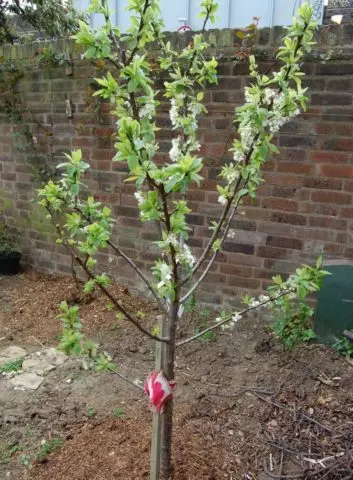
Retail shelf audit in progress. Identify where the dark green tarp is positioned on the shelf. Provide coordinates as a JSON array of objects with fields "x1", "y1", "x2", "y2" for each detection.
[{"x1": 315, "y1": 262, "x2": 353, "y2": 344}]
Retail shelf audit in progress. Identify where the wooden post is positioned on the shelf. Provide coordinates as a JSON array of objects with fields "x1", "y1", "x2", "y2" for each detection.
[{"x1": 150, "y1": 315, "x2": 165, "y2": 480}]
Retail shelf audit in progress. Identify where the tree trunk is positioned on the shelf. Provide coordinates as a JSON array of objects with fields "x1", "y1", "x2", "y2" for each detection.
[{"x1": 159, "y1": 302, "x2": 178, "y2": 480}]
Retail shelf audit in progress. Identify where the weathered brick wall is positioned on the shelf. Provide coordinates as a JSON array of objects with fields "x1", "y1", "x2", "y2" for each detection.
[
  {"x1": 1, "y1": 25, "x2": 353, "y2": 308},
  {"x1": 324, "y1": 6, "x2": 353, "y2": 23}
]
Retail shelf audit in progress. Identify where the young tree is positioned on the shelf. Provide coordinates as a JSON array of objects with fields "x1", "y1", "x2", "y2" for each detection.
[{"x1": 38, "y1": 2, "x2": 324, "y2": 478}]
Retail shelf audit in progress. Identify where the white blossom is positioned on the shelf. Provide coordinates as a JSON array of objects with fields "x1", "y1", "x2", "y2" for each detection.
[
  {"x1": 227, "y1": 229, "x2": 236, "y2": 239},
  {"x1": 176, "y1": 244, "x2": 195, "y2": 267},
  {"x1": 263, "y1": 88, "x2": 277, "y2": 105},
  {"x1": 169, "y1": 99, "x2": 179, "y2": 128},
  {"x1": 166, "y1": 234, "x2": 179, "y2": 247},
  {"x1": 249, "y1": 298, "x2": 260, "y2": 308},
  {"x1": 232, "y1": 313, "x2": 242, "y2": 322},
  {"x1": 140, "y1": 101, "x2": 155, "y2": 119},
  {"x1": 218, "y1": 195, "x2": 227, "y2": 205},
  {"x1": 156, "y1": 262, "x2": 173, "y2": 289},
  {"x1": 239, "y1": 122, "x2": 256, "y2": 151},
  {"x1": 259, "y1": 294, "x2": 270, "y2": 304},
  {"x1": 134, "y1": 191, "x2": 144, "y2": 205},
  {"x1": 169, "y1": 137, "x2": 182, "y2": 162},
  {"x1": 233, "y1": 147, "x2": 245, "y2": 163}
]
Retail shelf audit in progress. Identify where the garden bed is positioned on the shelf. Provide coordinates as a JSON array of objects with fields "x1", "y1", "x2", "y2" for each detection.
[{"x1": 0, "y1": 271, "x2": 352, "y2": 479}]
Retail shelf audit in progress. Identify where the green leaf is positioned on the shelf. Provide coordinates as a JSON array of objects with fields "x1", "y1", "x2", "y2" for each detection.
[
  {"x1": 236, "y1": 30, "x2": 247, "y2": 39},
  {"x1": 127, "y1": 154, "x2": 139, "y2": 171}
]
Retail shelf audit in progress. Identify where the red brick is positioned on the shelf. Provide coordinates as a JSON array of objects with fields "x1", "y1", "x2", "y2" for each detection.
[
  {"x1": 211, "y1": 144, "x2": 226, "y2": 156},
  {"x1": 225, "y1": 252, "x2": 264, "y2": 268},
  {"x1": 336, "y1": 232, "x2": 348, "y2": 244},
  {"x1": 341, "y1": 207, "x2": 353, "y2": 218},
  {"x1": 262, "y1": 197, "x2": 298, "y2": 212},
  {"x1": 258, "y1": 222, "x2": 292, "y2": 236},
  {"x1": 271, "y1": 212, "x2": 307, "y2": 226},
  {"x1": 226, "y1": 276, "x2": 260, "y2": 289},
  {"x1": 300, "y1": 203, "x2": 340, "y2": 217},
  {"x1": 272, "y1": 186, "x2": 298, "y2": 198},
  {"x1": 223, "y1": 242, "x2": 254, "y2": 255},
  {"x1": 220, "y1": 264, "x2": 253, "y2": 277},
  {"x1": 309, "y1": 217, "x2": 347, "y2": 230},
  {"x1": 320, "y1": 164, "x2": 353, "y2": 178},
  {"x1": 277, "y1": 162, "x2": 313, "y2": 174},
  {"x1": 345, "y1": 247, "x2": 353, "y2": 258},
  {"x1": 91, "y1": 149, "x2": 113, "y2": 161},
  {"x1": 310, "y1": 151, "x2": 350, "y2": 163},
  {"x1": 324, "y1": 138, "x2": 353, "y2": 151},
  {"x1": 303, "y1": 177, "x2": 342, "y2": 190},
  {"x1": 264, "y1": 259, "x2": 298, "y2": 274},
  {"x1": 243, "y1": 208, "x2": 270, "y2": 221},
  {"x1": 264, "y1": 173, "x2": 303, "y2": 186},
  {"x1": 266, "y1": 236, "x2": 303, "y2": 250},
  {"x1": 316, "y1": 122, "x2": 353, "y2": 136},
  {"x1": 324, "y1": 244, "x2": 344, "y2": 255},
  {"x1": 72, "y1": 137, "x2": 94, "y2": 147},
  {"x1": 257, "y1": 246, "x2": 287, "y2": 259},
  {"x1": 311, "y1": 191, "x2": 351, "y2": 205},
  {"x1": 311, "y1": 93, "x2": 352, "y2": 106}
]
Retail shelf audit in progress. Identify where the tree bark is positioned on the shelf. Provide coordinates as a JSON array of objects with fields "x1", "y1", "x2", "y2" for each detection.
[{"x1": 159, "y1": 302, "x2": 178, "y2": 480}]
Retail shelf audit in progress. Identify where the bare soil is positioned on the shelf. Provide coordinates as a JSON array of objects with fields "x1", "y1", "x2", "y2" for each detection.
[{"x1": 0, "y1": 271, "x2": 352, "y2": 480}]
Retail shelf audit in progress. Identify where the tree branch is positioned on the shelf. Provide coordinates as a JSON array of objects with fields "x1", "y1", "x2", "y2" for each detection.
[
  {"x1": 181, "y1": 142, "x2": 255, "y2": 289},
  {"x1": 61, "y1": 200, "x2": 166, "y2": 314},
  {"x1": 49, "y1": 214, "x2": 169, "y2": 343},
  {"x1": 108, "y1": 366, "x2": 145, "y2": 391},
  {"x1": 73, "y1": 249, "x2": 170, "y2": 343},
  {"x1": 126, "y1": 0, "x2": 151, "y2": 65},
  {"x1": 180, "y1": 178, "x2": 249, "y2": 304},
  {"x1": 181, "y1": 20, "x2": 310, "y2": 287},
  {"x1": 176, "y1": 289, "x2": 293, "y2": 347}
]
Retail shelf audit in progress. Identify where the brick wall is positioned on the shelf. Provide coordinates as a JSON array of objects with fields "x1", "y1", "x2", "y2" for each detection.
[{"x1": 1, "y1": 25, "x2": 353, "y2": 308}]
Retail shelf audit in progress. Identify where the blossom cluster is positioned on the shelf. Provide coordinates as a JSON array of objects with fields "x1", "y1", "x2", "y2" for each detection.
[{"x1": 215, "y1": 312, "x2": 243, "y2": 331}]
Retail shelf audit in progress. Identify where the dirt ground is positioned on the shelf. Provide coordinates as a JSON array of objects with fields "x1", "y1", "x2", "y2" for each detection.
[{"x1": 0, "y1": 271, "x2": 352, "y2": 480}]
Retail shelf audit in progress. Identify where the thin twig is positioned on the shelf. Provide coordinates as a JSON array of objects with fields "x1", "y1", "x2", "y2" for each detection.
[
  {"x1": 126, "y1": 0, "x2": 151, "y2": 65},
  {"x1": 108, "y1": 366, "x2": 144, "y2": 392},
  {"x1": 176, "y1": 289, "x2": 292, "y2": 347},
  {"x1": 180, "y1": 184, "x2": 248, "y2": 304},
  {"x1": 251, "y1": 392, "x2": 333, "y2": 433},
  {"x1": 264, "y1": 464, "x2": 305, "y2": 479}
]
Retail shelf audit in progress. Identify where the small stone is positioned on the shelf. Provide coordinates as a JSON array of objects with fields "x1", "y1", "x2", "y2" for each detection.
[
  {"x1": 228, "y1": 429, "x2": 234, "y2": 436},
  {"x1": 196, "y1": 392, "x2": 205, "y2": 400},
  {"x1": 66, "y1": 378, "x2": 72, "y2": 384},
  {"x1": 81, "y1": 360, "x2": 89, "y2": 370},
  {"x1": 244, "y1": 353, "x2": 253, "y2": 360},
  {"x1": 0, "y1": 346, "x2": 27, "y2": 365},
  {"x1": 10, "y1": 373, "x2": 44, "y2": 390},
  {"x1": 42, "y1": 348, "x2": 67, "y2": 366},
  {"x1": 22, "y1": 358, "x2": 55, "y2": 376}
]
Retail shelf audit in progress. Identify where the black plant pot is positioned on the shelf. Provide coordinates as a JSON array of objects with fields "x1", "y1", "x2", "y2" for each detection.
[{"x1": 0, "y1": 251, "x2": 21, "y2": 275}]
